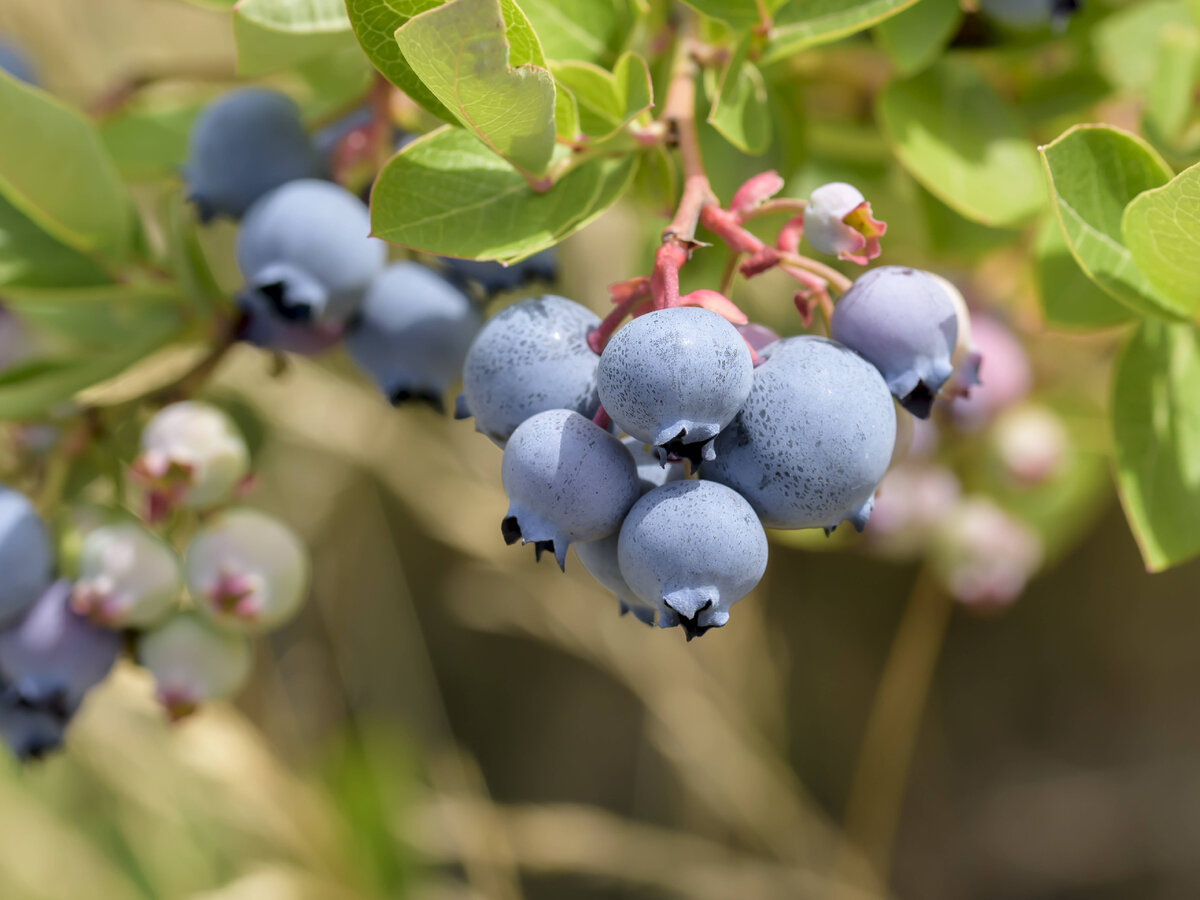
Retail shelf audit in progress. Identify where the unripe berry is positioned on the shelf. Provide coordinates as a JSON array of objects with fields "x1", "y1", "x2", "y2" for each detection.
[
  {"x1": 931, "y1": 498, "x2": 1042, "y2": 609},
  {"x1": 0, "y1": 485, "x2": 52, "y2": 625},
  {"x1": 866, "y1": 464, "x2": 961, "y2": 560},
  {"x1": 459, "y1": 296, "x2": 601, "y2": 445},
  {"x1": 702, "y1": 336, "x2": 896, "y2": 532},
  {"x1": 71, "y1": 522, "x2": 181, "y2": 628},
  {"x1": 137, "y1": 612, "x2": 252, "y2": 720},
  {"x1": 990, "y1": 403, "x2": 1069, "y2": 486},
  {"x1": 134, "y1": 401, "x2": 250, "y2": 511},
  {"x1": 0, "y1": 580, "x2": 121, "y2": 717},
  {"x1": 501, "y1": 410, "x2": 641, "y2": 569},
  {"x1": 346, "y1": 262, "x2": 481, "y2": 408},
  {"x1": 831, "y1": 266, "x2": 958, "y2": 418},
  {"x1": 805, "y1": 182, "x2": 886, "y2": 264},
  {"x1": 618, "y1": 480, "x2": 768, "y2": 639},
  {"x1": 237, "y1": 179, "x2": 386, "y2": 322},
  {"x1": 186, "y1": 508, "x2": 310, "y2": 632},
  {"x1": 184, "y1": 88, "x2": 321, "y2": 221},
  {"x1": 598, "y1": 307, "x2": 753, "y2": 464}
]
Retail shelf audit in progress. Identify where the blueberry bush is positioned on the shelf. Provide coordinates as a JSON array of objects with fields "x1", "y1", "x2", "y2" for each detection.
[{"x1": 1, "y1": 0, "x2": 1199, "y2": 895}]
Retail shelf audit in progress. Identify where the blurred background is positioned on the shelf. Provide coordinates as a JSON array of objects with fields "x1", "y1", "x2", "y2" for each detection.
[{"x1": 2, "y1": 1, "x2": 1199, "y2": 899}]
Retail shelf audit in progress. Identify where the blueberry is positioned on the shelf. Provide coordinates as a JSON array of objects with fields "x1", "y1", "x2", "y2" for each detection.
[
  {"x1": 442, "y1": 247, "x2": 557, "y2": 296},
  {"x1": 979, "y1": 0, "x2": 1079, "y2": 29},
  {"x1": 0, "y1": 580, "x2": 121, "y2": 718},
  {"x1": 701, "y1": 336, "x2": 896, "y2": 532},
  {"x1": 134, "y1": 402, "x2": 250, "y2": 511},
  {"x1": 459, "y1": 296, "x2": 602, "y2": 445},
  {"x1": 137, "y1": 612, "x2": 252, "y2": 720},
  {"x1": 184, "y1": 88, "x2": 321, "y2": 222},
  {"x1": 598, "y1": 307, "x2": 753, "y2": 465},
  {"x1": 617, "y1": 481, "x2": 768, "y2": 639},
  {"x1": 0, "y1": 485, "x2": 52, "y2": 626},
  {"x1": 71, "y1": 522, "x2": 181, "y2": 628},
  {"x1": 185, "y1": 508, "x2": 310, "y2": 633},
  {"x1": 236, "y1": 288, "x2": 347, "y2": 356},
  {"x1": 237, "y1": 179, "x2": 386, "y2": 323},
  {"x1": 622, "y1": 437, "x2": 687, "y2": 489},
  {"x1": 346, "y1": 262, "x2": 481, "y2": 409},
  {"x1": 0, "y1": 699, "x2": 66, "y2": 761},
  {"x1": 734, "y1": 322, "x2": 781, "y2": 354},
  {"x1": 830, "y1": 266, "x2": 958, "y2": 418},
  {"x1": 0, "y1": 37, "x2": 37, "y2": 85},
  {"x1": 574, "y1": 533, "x2": 657, "y2": 625},
  {"x1": 500, "y1": 409, "x2": 641, "y2": 569}
]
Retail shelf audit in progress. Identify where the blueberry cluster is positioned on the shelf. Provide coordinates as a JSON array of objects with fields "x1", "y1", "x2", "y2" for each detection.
[
  {"x1": 0, "y1": 402, "x2": 309, "y2": 760},
  {"x1": 184, "y1": 88, "x2": 555, "y2": 407},
  {"x1": 451, "y1": 263, "x2": 971, "y2": 639}
]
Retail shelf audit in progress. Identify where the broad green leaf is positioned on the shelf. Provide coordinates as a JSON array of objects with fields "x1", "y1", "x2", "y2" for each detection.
[
  {"x1": 680, "y1": 0, "x2": 787, "y2": 29},
  {"x1": 764, "y1": 0, "x2": 920, "y2": 63},
  {"x1": 518, "y1": 0, "x2": 628, "y2": 63},
  {"x1": 555, "y1": 82, "x2": 581, "y2": 141},
  {"x1": 873, "y1": 0, "x2": 961, "y2": 76},
  {"x1": 0, "y1": 195, "x2": 112, "y2": 289},
  {"x1": 345, "y1": 0, "x2": 544, "y2": 124},
  {"x1": 0, "y1": 283, "x2": 186, "y2": 347},
  {"x1": 1146, "y1": 25, "x2": 1200, "y2": 141},
  {"x1": 295, "y1": 44, "x2": 375, "y2": 121},
  {"x1": 371, "y1": 126, "x2": 637, "y2": 262},
  {"x1": 1033, "y1": 217, "x2": 1135, "y2": 331},
  {"x1": 552, "y1": 53, "x2": 653, "y2": 141},
  {"x1": 0, "y1": 72, "x2": 134, "y2": 262},
  {"x1": 397, "y1": 0, "x2": 556, "y2": 178},
  {"x1": 1041, "y1": 125, "x2": 1185, "y2": 321},
  {"x1": 1112, "y1": 320, "x2": 1200, "y2": 571},
  {"x1": 632, "y1": 145, "x2": 677, "y2": 216},
  {"x1": 707, "y1": 38, "x2": 770, "y2": 155},
  {"x1": 877, "y1": 58, "x2": 1045, "y2": 227},
  {"x1": 1123, "y1": 162, "x2": 1200, "y2": 317},
  {"x1": 98, "y1": 91, "x2": 208, "y2": 180},
  {"x1": 1093, "y1": 0, "x2": 1192, "y2": 93},
  {"x1": 233, "y1": 0, "x2": 358, "y2": 76}
]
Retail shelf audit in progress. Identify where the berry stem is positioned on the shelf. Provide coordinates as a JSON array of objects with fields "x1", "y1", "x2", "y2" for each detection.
[{"x1": 592, "y1": 404, "x2": 612, "y2": 430}]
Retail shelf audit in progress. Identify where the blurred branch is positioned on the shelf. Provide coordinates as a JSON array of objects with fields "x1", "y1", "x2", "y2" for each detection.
[{"x1": 836, "y1": 567, "x2": 953, "y2": 890}]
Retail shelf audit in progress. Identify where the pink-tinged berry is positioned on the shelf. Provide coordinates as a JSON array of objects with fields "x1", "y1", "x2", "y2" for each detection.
[
  {"x1": 931, "y1": 498, "x2": 1042, "y2": 610},
  {"x1": 805, "y1": 183, "x2": 886, "y2": 265},
  {"x1": 72, "y1": 522, "x2": 181, "y2": 628},
  {"x1": 947, "y1": 314, "x2": 1033, "y2": 431},
  {"x1": 185, "y1": 509, "x2": 310, "y2": 632},
  {"x1": 990, "y1": 403, "x2": 1069, "y2": 486},
  {"x1": 865, "y1": 464, "x2": 961, "y2": 560},
  {"x1": 133, "y1": 402, "x2": 250, "y2": 513},
  {"x1": 137, "y1": 612, "x2": 251, "y2": 720}
]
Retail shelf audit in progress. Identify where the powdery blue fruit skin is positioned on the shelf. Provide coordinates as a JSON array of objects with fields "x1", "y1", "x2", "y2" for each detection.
[
  {"x1": 574, "y1": 534, "x2": 656, "y2": 625},
  {"x1": 0, "y1": 580, "x2": 121, "y2": 717},
  {"x1": 237, "y1": 179, "x2": 386, "y2": 323},
  {"x1": 617, "y1": 480, "x2": 768, "y2": 639},
  {"x1": 185, "y1": 88, "x2": 321, "y2": 222},
  {"x1": 701, "y1": 336, "x2": 896, "y2": 532},
  {"x1": 460, "y1": 296, "x2": 602, "y2": 445},
  {"x1": 237, "y1": 288, "x2": 346, "y2": 356},
  {"x1": 0, "y1": 698, "x2": 65, "y2": 761},
  {"x1": 442, "y1": 248, "x2": 557, "y2": 295},
  {"x1": 622, "y1": 437, "x2": 686, "y2": 489},
  {"x1": 831, "y1": 266, "x2": 958, "y2": 419},
  {"x1": 597, "y1": 307, "x2": 753, "y2": 463},
  {"x1": 346, "y1": 262, "x2": 481, "y2": 408},
  {"x1": 0, "y1": 486, "x2": 52, "y2": 626},
  {"x1": 501, "y1": 409, "x2": 641, "y2": 569}
]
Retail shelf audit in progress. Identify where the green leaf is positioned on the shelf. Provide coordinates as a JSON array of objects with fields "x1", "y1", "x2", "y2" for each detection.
[
  {"x1": 1093, "y1": 0, "x2": 1192, "y2": 94},
  {"x1": 0, "y1": 72, "x2": 134, "y2": 263},
  {"x1": 876, "y1": 58, "x2": 1045, "y2": 227},
  {"x1": 707, "y1": 37, "x2": 771, "y2": 155},
  {"x1": 294, "y1": 44, "x2": 375, "y2": 121},
  {"x1": 554, "y1": 82, "x2": 581, "y2": 141},
  {"x1": 680, "y1": 0, "x2": 786, "y2": 29},
  {"x1": 0, "y1": 195, "x2": 112, "y2": 289},
  {"x1": 1033, "y1": 217, "x2": 1135, "y2": 331},
  {"x1": 98, "y1": 90, "x2": 207, "y2": 180},
  {"x1": 1112, "y1": 320, "x2": 1200, "y2": 571},
  {"x1": 873, "y1": 0, "x2": 961, "y2": 77},
  {"x1": 518, "y1": 0, "x2": 629, "y2": 63},
  {"x1": 632, "y1": 144, "x2": 677, "y2": 217},
  {"x1": 764, "y1": 0, "x2": 920, "y2": 63},
  {"x1": 1041, "y1": 124, "x2": 1185, "y2": 321},
  {"x1": 1123, "y1": 161, "x2": 1200, "y2": 318},
  {"x1": 1146, "y1": 24, "x2": 1200, "y2": 141},
  {"x1": 0, "y1": 283, "x2": 187, "y2": 347},
  {"x1": 396, "y1": 0, "x2": 556, "y2": 178},
  {"x1": 552, "y1": 52, "x2": 653, "y2": 141},
  {"x1": 233, "y1": 0, "x2": 358, "y2": 76},
  {"x1": 370, "y1": 126, "x2": 637, "y2": 262}
]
